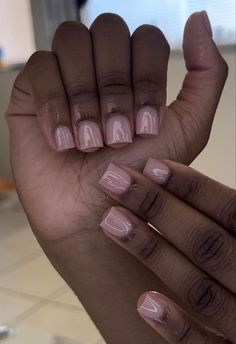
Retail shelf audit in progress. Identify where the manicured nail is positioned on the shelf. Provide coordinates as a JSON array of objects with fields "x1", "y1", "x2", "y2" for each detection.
[
  {"x1": 138, "y1": 292, "x2": 187, "y2": 337},
  {"x1": 136, "y1": 106, "x2": 159, "y2": 136},
  {"x1": 143, "y1": 159, "x2": 170, "y2": 185},
  {"x1": 78, "y1": 121, "x2": 103, "y2": 152},
  {"x1": 201, "y1": 11, "x2": 212, "y2": 37},
  {"x1": 100, "y1": 207, "x2": 133, "y2": 238},
  {"x1": 55, "y1": 126, "x2": 75, "y2": 151},
  {"x1": 98, "y1": 163, "x2": 131, "y2": 195},
  {"x1": 106, "y1": 115, "x2": 132, "y2": 145},
  {"x1": 138, "y1": 293, "x2": 165, "y2": 322}
]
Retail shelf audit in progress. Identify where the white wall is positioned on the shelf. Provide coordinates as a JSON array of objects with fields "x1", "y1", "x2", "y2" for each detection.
[
  {"x1": 0, "y1": 0, "x2": 35, "y2": 64},
  {"x1": 0, "y1": 48, "x2": 235, "y2": 187}
]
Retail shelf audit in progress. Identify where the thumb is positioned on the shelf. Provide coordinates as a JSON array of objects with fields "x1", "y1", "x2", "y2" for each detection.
[{"x1": 170, "y1": 11, "x2": 228, "y2": 142}]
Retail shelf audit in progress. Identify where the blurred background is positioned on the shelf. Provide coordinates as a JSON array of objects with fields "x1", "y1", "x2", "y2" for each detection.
[{"x1": 0, "y1": 0, "x2": 235, "y2": 343}]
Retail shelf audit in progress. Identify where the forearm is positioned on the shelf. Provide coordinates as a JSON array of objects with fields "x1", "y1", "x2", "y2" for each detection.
[{"x1": 39, "y1": 229, "x2": 167, "y2": 344}]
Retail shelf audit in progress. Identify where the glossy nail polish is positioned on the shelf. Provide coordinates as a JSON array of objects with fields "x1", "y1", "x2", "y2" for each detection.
[
  {"x1": 138, "y1": 292, "x2": 190, "y2": 339},
  {"x1": 106, "y1": 115, "x2": 132, "y2": 145},
  {"x1": 100, "y1": 207, "x2": 133, "y2": 238},
  {"x1": 138, "y1": 293, "x2": 165, "y2": 322},
  {"x1": 143, "y1": 158, "x2": 170, "y2": 184},
  {"x1": 78, "y1": 121, "x2": 103, "y2": 152},
  {"x1": 136, "y1": 106, "x2": 159, "y2": 135},
  {"x1": 98, "y1": 163, "x2": 131, "y2": 195},
  {"x1": 55, "y1": 126, "x2": 75, "y2": 151}
]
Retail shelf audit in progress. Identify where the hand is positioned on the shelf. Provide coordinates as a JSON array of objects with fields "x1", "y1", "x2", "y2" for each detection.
[
  {"x1": 99, "y1": 158, "x2": 236, "y2": 343},
  {"x1": 7, "y1": 12, "x2": 228, "y2": 344}
]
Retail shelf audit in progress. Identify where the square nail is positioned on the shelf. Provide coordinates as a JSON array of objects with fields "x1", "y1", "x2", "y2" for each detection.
[
  {"x1": 100, "y1": 206, "x2": 134, "y2": 238},
  {"x1": 136, "y1": 106, "x2": 159, "y2": 135},
  {"x1": 143, "y1": 158, "x2": 170, "y2": 184},
  {"x1": 98, "y1": 162, "x2": 131, "y2": 195},
  {"x1": 55, "y1": 126, "x2": 75, "y2": 151},
  {"x1": 137, "y1": 293, "x2": 165, "y2": 322},
  {"x1": 78, "y1": 121, "x2": 103, "y2": 152},
  {"x1": 106, "y1": 115, "x2": 132, "y2": 145}
]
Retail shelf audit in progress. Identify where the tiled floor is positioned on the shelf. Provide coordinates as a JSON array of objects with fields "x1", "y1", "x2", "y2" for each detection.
[{"x1": 0, "y1": 195, "x2": 106, "y2": 344}]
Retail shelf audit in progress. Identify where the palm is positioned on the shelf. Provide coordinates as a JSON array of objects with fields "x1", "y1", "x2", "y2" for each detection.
[{"x1": 11, "y1": 108, "x2": 197, "y2": 241}]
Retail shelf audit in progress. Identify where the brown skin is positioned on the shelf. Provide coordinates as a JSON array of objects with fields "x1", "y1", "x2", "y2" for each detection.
[
  {"x1": 99, "y1": 160, "x2": 236, "y2": 343},
  {"x1": 6, "y1": 13, "x2": 228, "y2": 344}
]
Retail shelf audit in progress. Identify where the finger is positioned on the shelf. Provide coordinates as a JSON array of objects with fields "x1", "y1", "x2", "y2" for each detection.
[
  {"x1": 137, "y1": 292, "x2": 232, "y2": 344},
  {"x1": 91, "y1": 14, "x2": 133, "y2": 147},
  {"x1": 98, "y1": 163, "x2": 236, "y2": 293},
  {"x1": 52, "y1": 22, "x2": 103, "y2": 152},
  {"x1": 100, "y1": 206, "x2": 236, "y2": 340},
  {"x1": 25, "y1": 51, "x2": 75, "y2": 151},
  {"x1": 132, "y1": 25, "x2": 169, "y2": 136},
  {"x1": 170, "y1": 12, "x2": 228, "y2": 150},
  {"x1": 143, "y1": 158, "x2": 236, "y2": 236}
]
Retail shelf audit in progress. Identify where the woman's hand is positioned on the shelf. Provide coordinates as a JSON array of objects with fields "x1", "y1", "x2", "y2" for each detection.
[
  {"x1": 99, "y1": 159, "x2": 236, "y2": 343},
  {"x1": 6, "y1": 12, "x2": 229, "y2": 344}
]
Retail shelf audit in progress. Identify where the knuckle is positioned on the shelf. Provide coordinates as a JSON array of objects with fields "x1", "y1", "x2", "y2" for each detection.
[
  {"x1": 66, "y1": 82, "x2": 98, "y2": 103},
  {"x1": 191, "y1": 228, "x2": 233, "y2": 272},
  {"x1": 138, "y1": 189, "x2": 165, "y2": 221},
  {"x1": 217, "y1": 56, "x2": 229, "y2": 79},
  {"x1": 185, "y1": 275, "x2": 224, "y2": 317},
  {"x1": 38, "y1": 94, "x2": 65, "y2": 113},
  {"x1": 134, "y1": 77, "x2": 167, "y2": 93},
  {"x1": 220, "y1": 194, "x2": 236, "y2": 235},
  {"x1": 139, "y1": 236, "x2": 161, "y2": 263},
  {"x1": 176, "y1": 323, "x2": 194, "y2": 342},
  {"x1": 99, "y1": 72, "x2": 131, "y2": 95},
  {"x1": 171, "y1": 173, "x2": 207, "y2": 202},
  {"x1": 212, "y1": 56, "x2": 229, "y2": 81}
]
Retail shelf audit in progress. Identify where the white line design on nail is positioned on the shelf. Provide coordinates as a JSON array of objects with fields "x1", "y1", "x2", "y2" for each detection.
[{"x1": 103, "y1": 170, "x2": 130, "y2": 192}]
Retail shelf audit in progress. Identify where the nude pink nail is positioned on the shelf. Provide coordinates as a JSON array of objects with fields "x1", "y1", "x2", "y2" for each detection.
[
  {"x1": 143, "y1": 158, "x2": 170, "y2": 185},
  {"x1": 55, "y1": 126, "x2": 75, "y2": 151},
  {"x1": 106, "y1": 115, "x2": 132, "y2": 145},
  {"x1": 98, "y1": 163, "x2": 131, "y2": 195},
  {"x1": 136, "y1": 106, "x2": 159, "y2": 135},
  {"x1": 78, "y1": 121, "x2": 103, "y2": 152},
  {"x1": 137, "y1": 293, "x2": 165, "y2": 322},
  {"x1": 100, "y1": 207, "x2": 133, "y2": 238}
]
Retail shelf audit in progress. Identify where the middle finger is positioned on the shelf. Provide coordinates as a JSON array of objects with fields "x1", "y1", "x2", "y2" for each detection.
[{"x1": 91, "y1": 14, "x2": 133, "y2": 147}]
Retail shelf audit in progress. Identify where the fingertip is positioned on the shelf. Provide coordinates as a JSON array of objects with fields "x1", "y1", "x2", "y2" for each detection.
[{"x1": 183, "y1": 11, "x2": 219, "y2": 70}]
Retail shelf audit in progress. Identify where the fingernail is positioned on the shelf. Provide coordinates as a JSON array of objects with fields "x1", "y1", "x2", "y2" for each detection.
[
  {"x1": 106, "y1": 115, "x2": 132, "y2": 145},
  {"x1": 136, "y1": 106, "x2": 159, "y2": 136},
  {"x1": 78, "y1": 121, "x2": 103, "y2": 152},
  {"x1": 137, "y1": 293, "x2": 165, "y2": 322},
  {"x1": 138, "y1": 293, "x2": 187, "y2": 337},
  {"x1": 98, "y1": 163, "x2": 131, "y2": 195},
  {"x1": 100, "y1": 207, "x2": 133, "y2": 238},
  {"x1": 55, "y1": 126, "x2": 75, "y2": 151},
  {"x1": 201, "y1": 11, "x2": 213, "y2": 37},
  {"x1": 143, "y1": 158, "x2": 170, "y2": 185}
]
